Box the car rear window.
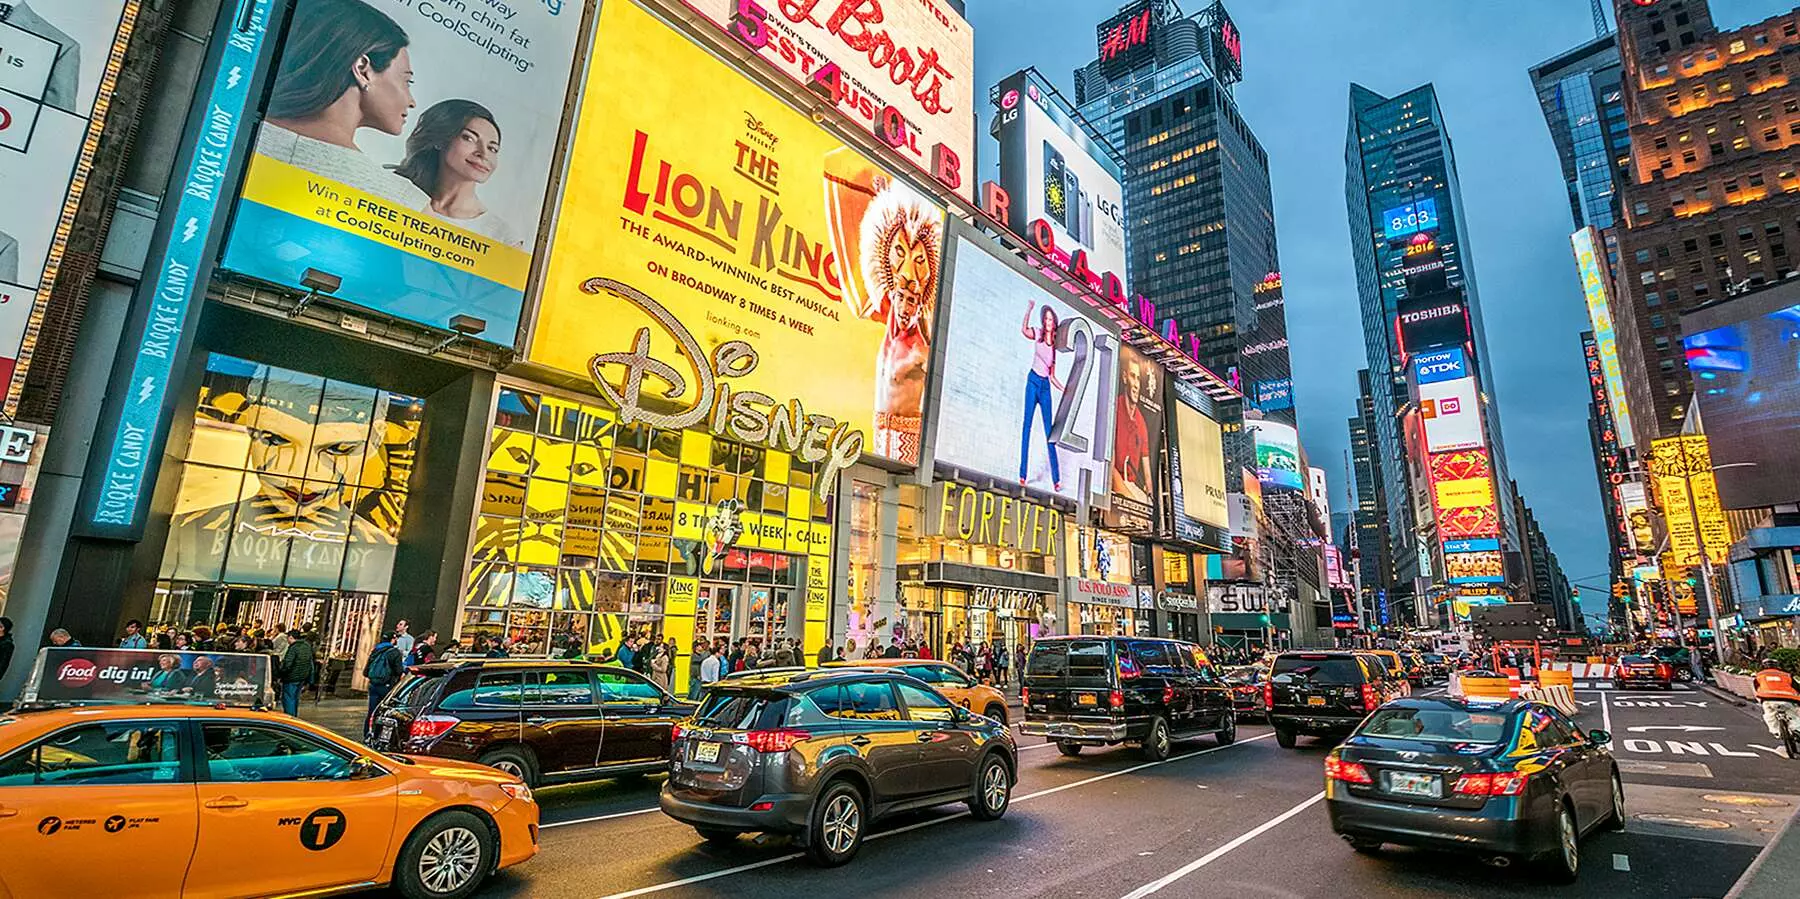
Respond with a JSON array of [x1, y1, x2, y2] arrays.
[[1359, 707, 1509, 744], [1027, 640, 1112, 677], [693, 690, 794, 730], [383, 672, 446, 709], [1620, 655, 1654, 665], [1272, 655, 1365, 685]]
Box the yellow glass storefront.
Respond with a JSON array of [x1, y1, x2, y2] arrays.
[[463, 385, 834, 691]]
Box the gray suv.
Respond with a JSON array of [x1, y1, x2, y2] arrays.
[[660, 668, 1017, 866]]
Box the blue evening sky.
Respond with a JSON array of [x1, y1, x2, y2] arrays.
[[966, 0, 1795, 597]]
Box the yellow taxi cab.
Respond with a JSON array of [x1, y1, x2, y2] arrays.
[[1365, 650, 1414, 697], [826, 658, 1012, 724], [0, 647, 537, 899]]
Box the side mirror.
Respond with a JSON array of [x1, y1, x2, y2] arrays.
[[350, 756, 384, 779], [953, 705, 972, 723], [1588, 729, 1612, 745]]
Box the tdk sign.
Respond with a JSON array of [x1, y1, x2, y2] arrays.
[[1413, 347, 1467, 385]]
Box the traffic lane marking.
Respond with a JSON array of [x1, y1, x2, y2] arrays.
[[1117, 791, 1326, 899], [589, 733, 1277, 899]]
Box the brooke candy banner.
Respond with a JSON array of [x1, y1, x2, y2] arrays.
[[532, 0, 948, 467], [692, 0, 976, 200]]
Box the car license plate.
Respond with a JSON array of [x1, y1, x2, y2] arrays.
[[1307, 696, 1327, 706], [1077, 693, 1098, 706], [694, 742, 721, 764], [1387, 771, 1441, 798]]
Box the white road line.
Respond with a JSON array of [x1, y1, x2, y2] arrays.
[[1601, 690, 1613, 741], [1116, 791, 1327, 899], [542, 806, 660, 829], [593, 732, 1275, 899]]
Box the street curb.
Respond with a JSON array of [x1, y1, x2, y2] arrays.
[[1725, 804, 1800, 899], [1697, 681, 1756, 711]]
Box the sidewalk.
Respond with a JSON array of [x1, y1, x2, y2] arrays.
[[1728, 805, 1800, 899]]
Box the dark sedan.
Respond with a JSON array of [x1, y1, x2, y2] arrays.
[[1325, 697, 1622, 881], [1220, 665, 1268, 719]]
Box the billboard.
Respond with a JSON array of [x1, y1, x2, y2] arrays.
[[1618, 480, 1653, 553], [1396, 294, 1471, 355], [21, 648, 271, 707], [1573, 227, 1636, 447], [1417, 372, 1482, 453], [692, 0, 975, 200], [221, 0, 584, 343], [1382, 198, 1438, 239], [1430, 448, 1500, 538], [531, 0, 947, 467], [1106, 343, 1164, 534], [1246, 419, 1302, 491], [935, 234, 1117, 505], [1649, 435, 1730, 566], [1683, 294, 1800, 507], [0, 0, 136, 409], [1444, 550, 1505, 585], [1253, 377, 1294, 412], [1167, 380, 1228, 547], [1096, 0, 1159, 80], [991, 70, 1127, 293]]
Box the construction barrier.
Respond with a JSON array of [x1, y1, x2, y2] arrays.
[[1545, 661, 1616, 680], [1457, 675, 1516, 700], [1520, 683, 1580, 716], [1538, 670, 1574, 690]]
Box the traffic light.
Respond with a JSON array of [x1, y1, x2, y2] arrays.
[[1612, 582, 1628, 599]]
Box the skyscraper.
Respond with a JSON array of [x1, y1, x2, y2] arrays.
[[1074, 0, 1290, 489], [1609, 0, 1800, 440], [1345, 83, 1521, 624], [1348, 368, 1391, 623]]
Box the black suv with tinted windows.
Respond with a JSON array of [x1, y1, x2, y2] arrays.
[[661, 668, 1016, 866], [1020, 636, 1236, 761], [366, 659, 694, 787], [1266, 651, 1407, 748]]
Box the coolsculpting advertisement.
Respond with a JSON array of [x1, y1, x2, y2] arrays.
[[222, 0, 584, 342]]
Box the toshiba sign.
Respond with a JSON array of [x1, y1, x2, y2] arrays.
[[1396, 294, 1471, 354]]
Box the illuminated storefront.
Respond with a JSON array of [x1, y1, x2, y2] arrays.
[[1065, 524, 1148, 638], [893, 482, 1059, 657], [462, 386, 834, 684], [154, 354, 423, 682]]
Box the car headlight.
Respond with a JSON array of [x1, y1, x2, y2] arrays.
[[499, 781, 535, 803]]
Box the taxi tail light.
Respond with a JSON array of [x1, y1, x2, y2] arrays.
[[1325, 756, 1373, 785], [1453, 772, 1529, 796], [744, 728, 811, 753], [409, 714, 460, 741], [1109, 689, 1125, 709], [1361, 684, 1379, 712]]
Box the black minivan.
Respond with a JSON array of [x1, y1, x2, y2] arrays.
[[367, 659, 695, 787], [1020, 636, 1236, 760]]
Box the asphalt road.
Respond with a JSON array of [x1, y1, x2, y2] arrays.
[[467, 684, 1794, 899]]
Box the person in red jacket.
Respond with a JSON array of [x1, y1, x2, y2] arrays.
[[1753, 658, 1800, 756]]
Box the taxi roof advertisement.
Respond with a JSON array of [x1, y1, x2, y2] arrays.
[[931, 232, 1118, 506], [682, 0, 976, 201], [530, 0, 948, 469], [23, 647, 272, 707], [221, 0, 585, 344]]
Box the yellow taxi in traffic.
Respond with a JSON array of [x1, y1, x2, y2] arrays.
[[0, 647, 537, 898], [826, 658, 1013, 724]]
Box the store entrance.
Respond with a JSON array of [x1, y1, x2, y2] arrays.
[[152, 583, 387, 693], [695, 583, 795, 648]]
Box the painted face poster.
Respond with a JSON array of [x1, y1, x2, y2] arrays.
[[159, 354, 422, 592], [531, 0, 947, 467], [0, 0, 134, 408], [222, 0, 583, 342]]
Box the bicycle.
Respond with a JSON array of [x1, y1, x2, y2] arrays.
[[1780, 713, 1800, 761]]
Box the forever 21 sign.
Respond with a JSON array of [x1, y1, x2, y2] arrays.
[[709, 0, 976, 199]]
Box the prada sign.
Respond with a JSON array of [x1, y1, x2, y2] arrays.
[[930, 481, 1062, 557]]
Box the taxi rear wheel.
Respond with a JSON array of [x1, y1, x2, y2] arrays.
[[984, 704, 1007, 726], [479, 747, 538, 788], [395, 810, 495, 899]]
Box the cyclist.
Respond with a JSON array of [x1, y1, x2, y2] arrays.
[[1752, 657, 1800, 757]]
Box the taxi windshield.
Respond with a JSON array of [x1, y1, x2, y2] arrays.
[[1359, 707, 1509, 744]]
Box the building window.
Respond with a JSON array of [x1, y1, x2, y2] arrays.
[[1684, 238, 1700, 252], [1748, 248, 1764, 265], [1658, 357, 1675, 369], [1634, 200, 1651, 216], [1635, 248, 1652, 264], [1646, 291, 1661, 306], [1709, 232, 1726, 248], [1682, 148, 1698, 164], [1640, 270, 1657, 285], [1726, 179, 1741, 194], [1731, 39, 1747, 54], [1651, 314, 1666, 328], [1751, 173, 1766, 187], [1653, 135, 1669, 150], [1734, 135, 1752, 151], [1766, 128, 1780, 142]]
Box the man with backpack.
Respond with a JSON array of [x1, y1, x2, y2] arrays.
[[363, 632, 404, 725]]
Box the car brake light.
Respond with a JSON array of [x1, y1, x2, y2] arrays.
[[744, 728, 811, 753], [1109, 689, 1125, 709], [1361, 683, 1378, 712], [1163, 685, 1176, 705], [1453, 772, 1529, 796], [1021, 687, 1030, 705], [670, 723, 685, 742], [1325, 756, 1373, 785], [409, 715, 459, 741], [1264, 682, 1273, 709]]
